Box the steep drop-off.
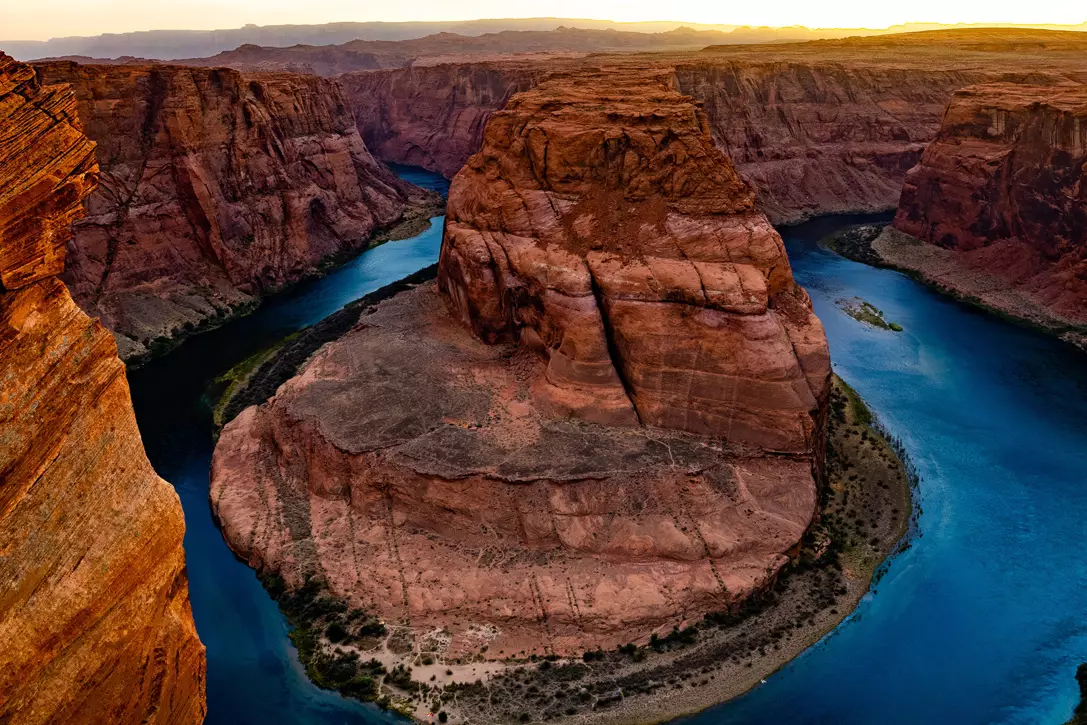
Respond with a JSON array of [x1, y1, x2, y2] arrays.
[[341, 59, 976, 223], [340, 62, 542, 178], [885, 83, 1087, 344], [341, 29, 1087, 223], [0, 53, 205, 724], [211, 67, 828, 660], [34, 61, 438, 361]]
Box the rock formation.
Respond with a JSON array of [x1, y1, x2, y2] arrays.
[[33, 61, 438, 362], [341, 29, 1087, 223], [211, 67, 829, 658], [439, 67, 830, 450], [0, 53, 205, 724], [339, 63, 542, 178], [889, 83, 1087, 336], [672, 62, 987, 223]]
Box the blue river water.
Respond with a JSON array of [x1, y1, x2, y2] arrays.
[[128, 166, 448, 725], [126, 173, 1086, 725]]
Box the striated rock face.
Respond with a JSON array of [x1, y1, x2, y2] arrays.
[[673, 62, 987, 223], [893, 83, 1087, 325], [212, 67, 828, 658], [0, 53, 205, 724], [34, 61, 436, 361], [342, 60, 981, 224], [341, 30, 1087, 224], [340, 63, 542, 178], [440, 68, 830, 450]]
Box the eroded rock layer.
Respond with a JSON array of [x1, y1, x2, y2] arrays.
[[440, 68, 830, 452], [0, 53, 205, 724], [212, 67, 827, 657], [34, 61, 436, 361], [893, 83, 1087, 326], [341, 30, 1087, 223], [340, 63, 542, 178]]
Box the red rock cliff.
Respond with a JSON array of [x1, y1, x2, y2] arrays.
[[211, 67, 827, 659], [893, 83, 1087, 326], [673, 61, 987, 223], [339, 63, 543, 178], [440, 67, 830, 451], [341, 30, 1087, 224], [0, 53, 206, 724], [34, 61, 436, 361]]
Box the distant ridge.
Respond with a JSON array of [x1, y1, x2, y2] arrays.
[[5, 17, 1084, 62]]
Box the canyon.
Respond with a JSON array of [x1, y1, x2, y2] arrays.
[[210, 66, 830, 664], [881, 82, 1087, 346], [0, 53, 205, 723], [33, 60, 439, 362], [340, 29, 1087, 224]]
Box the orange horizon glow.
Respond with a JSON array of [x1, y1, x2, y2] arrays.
[[2, 0, 1086, 42]]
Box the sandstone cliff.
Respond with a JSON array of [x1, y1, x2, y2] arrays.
[[339, 63, 542, 178], [34, 61, 437, 362], [211, 67, 828, 659], [341, 60, 978, 223], [340, 29, 1087, 223], [0, 53, 205, 724], [889, 83, 1087, 337], [673, 62, 988, 223]]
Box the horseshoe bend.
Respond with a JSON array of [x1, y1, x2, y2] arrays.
[[210, 65, 858, 696]]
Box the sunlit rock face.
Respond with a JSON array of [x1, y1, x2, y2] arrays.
[[894, 82, 1087, 325], [0, 52, 206, 725], [34, 60, 436, 361], [211, 66, 827, 658]]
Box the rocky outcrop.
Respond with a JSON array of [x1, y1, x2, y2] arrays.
[[673, 62, 990, 223], [339, 63, 542, 178], [890, 83, 1087, 335], [342, 60, 980, 223], [440, 67, 830, 450], [341, 29, 1087, 223], [211, 67, 828, 658], [34, 61, 437, 361], [0, 53, 205, 724]]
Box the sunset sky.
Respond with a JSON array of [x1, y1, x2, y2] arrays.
[[3, 0, 1086, 40]]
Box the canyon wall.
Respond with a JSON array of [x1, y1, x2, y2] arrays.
[[0, 53, 205, 724], [673, 62, 989, 223], [889, 83, 1087, 334], [211, 66, 828, 658], [34, 61, 437, 361], [339, 63, 542, 178], [341, 59, 984, 223]]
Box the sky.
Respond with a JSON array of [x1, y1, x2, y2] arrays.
[[3, 0, 1086, 40]]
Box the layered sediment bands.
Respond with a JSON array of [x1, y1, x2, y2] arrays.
[[892, 83, 1087, 327], [342, 61, 980, 223], [340, 63, 542, 178], [0, 53, 205, 724], [440, 68, 830, 451], [34, 61, 436, 361], [673, 63, 988, 223], [212, 67, 827, 657], [342, 30, 1087, 223]]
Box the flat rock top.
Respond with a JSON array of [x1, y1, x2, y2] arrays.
[[948, 82, 1087, 115], [283, 283, 765, 484]]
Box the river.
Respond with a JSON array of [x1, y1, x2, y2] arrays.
[[127, 175, 1087, 724]]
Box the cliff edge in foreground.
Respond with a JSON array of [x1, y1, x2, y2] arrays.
[[0, 53, 206, 724], [211, 66, 829, 663]]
